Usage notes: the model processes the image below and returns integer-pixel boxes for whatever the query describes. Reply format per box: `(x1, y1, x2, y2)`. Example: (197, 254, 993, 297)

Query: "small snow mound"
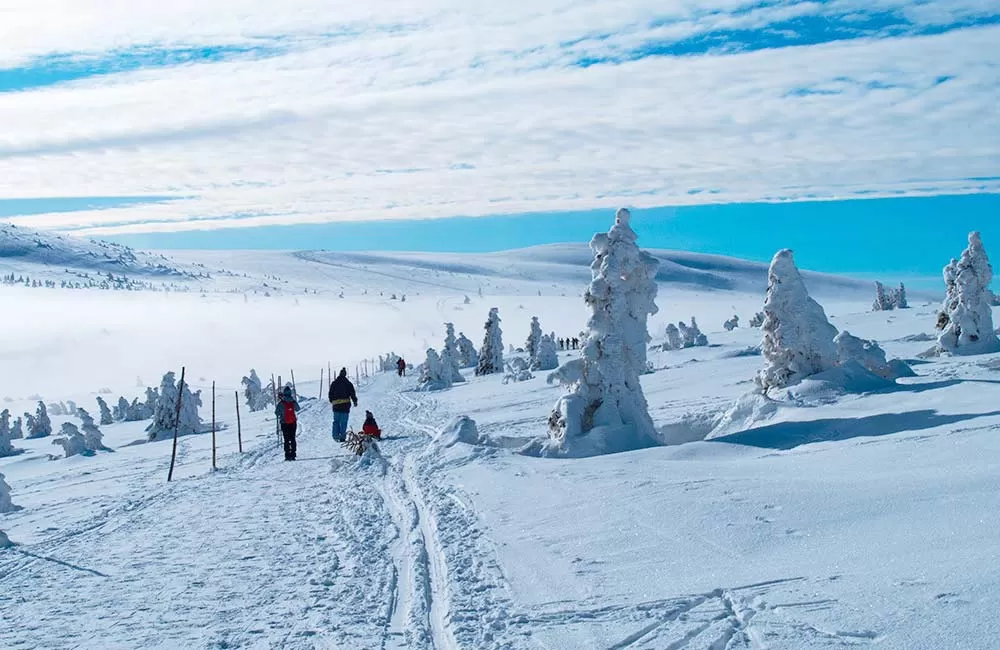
(708, 393, 780, 440)
(0, 530, 12, 549)
(796, 360, 894, 397)
(437, 416, 484, 447)
(355, 442, 387, 474)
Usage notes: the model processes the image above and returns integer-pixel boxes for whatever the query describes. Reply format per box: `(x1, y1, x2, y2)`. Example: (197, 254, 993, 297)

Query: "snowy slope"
(1, 236, 996, 650)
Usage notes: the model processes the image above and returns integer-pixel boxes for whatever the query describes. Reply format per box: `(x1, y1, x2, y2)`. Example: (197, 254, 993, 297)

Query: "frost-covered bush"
(723, 315, 740, 331)
(146, 372, 203, 441)
(749, 311, 765, 328)
(418, 349, 451, 391)
(937, 232, 999, 355)
(545, 208, 659, 456)
(241, 369, 272, 412)
(96, 396, 114, 425)
(526, 317, 543, 360)
(78, 409, 110, 452)
(456, 332, 479, 368)
(664, 323, 682, 350)
(502, 357, 534, 384)
(756, 249, 839, 393)
(0, 410, 22, 458)
(52, 422, 89, 458)
(26, 402, 52, 439)
(532, 334, 559, 371)
(0, 472, 20, 513)
(678, 317, 708, 347)
(441, 323, 466, 384)
(834, 331, 914, 380)
(475, 307, 504, 376)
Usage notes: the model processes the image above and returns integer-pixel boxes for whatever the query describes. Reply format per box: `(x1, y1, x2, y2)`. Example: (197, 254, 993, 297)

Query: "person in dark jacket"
(396, 357, 406, 377)
(328, 368, 358, 442)
(274, 385, 300, 460)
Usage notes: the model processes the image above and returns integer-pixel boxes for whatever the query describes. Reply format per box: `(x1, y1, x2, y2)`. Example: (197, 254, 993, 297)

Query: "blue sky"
(0, 0, 996, 261)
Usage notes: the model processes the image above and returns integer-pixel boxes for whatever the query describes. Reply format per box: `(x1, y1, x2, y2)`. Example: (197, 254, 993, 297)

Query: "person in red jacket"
(396, 357, 407, 377)
(361, 410, 381, 439)
(274, 385, 300, 460)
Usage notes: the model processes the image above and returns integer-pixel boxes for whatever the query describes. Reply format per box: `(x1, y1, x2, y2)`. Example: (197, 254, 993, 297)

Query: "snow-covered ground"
(1, 231, 997, 649)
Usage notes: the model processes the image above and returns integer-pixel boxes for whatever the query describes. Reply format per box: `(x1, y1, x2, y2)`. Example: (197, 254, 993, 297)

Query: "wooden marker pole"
(234, 391, 243, 453)
(290, 370, 297, 397)
(166, 366, 186, 483)
(319, 368, 324, 400)
(211, 381, 217, 471)
(271, 373, 279, 444)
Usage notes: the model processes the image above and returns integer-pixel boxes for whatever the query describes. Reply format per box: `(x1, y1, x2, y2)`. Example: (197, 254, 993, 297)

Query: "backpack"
(281, 399, 297, 425)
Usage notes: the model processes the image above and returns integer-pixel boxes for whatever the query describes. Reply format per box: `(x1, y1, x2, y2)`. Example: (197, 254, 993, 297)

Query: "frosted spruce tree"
(0, 409, 21, 457)
(756, 249, 839, 393)
(26, 402, 52, 439)
(664, 323, 682, 350)
(526, 317, 543, 360)
(146, 372, 202, 441)
(113, 396, 130, 421)
(894, 283, 908, 309)
(0, 472, 19, 513)
(545, 208, 659, 456)
(532, 333, 559, 371)
(475, 307, 504, 376)
(441, 323, 466, 384)
(10, 417, 23, 440)
(96, 396, 114, 425)
(241, 369, 266, 411)
(178, 387, 204, 438)
(723, 315, 740, 331)
(937, 232, 999, 355)
(143, 387, 159, 417)
(52, 422, 88, 458)
(78, 409, 110, 452)
(418, 349, 451, 391)
(873, 281, 893, 311)
(749, 311, 765, 328)
(456, 332, 479, 368)
(678, 318, 708, 347)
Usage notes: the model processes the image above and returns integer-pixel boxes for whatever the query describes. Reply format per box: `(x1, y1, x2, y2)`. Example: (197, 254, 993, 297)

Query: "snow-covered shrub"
(937, 232, 999, 355)
(0, 472, 20, 513)
(456, 332, 479, 368)
(78, 409, 110, 452)
(502, 357, 534, 384)
(723, 315, 740, 331)
(678, 317, 708, 347)
(418, 349, 451, 391)
(545, 208, 660, 456)
(475, 307, 504, 376)
(835, 331, 914, 380)
(532, 334, 559, 371)
(26, 402, 52, 439)
(526, 316, 543, 360)
(441, 323, 466, 384)
(146, 372, 203, 441)
(52, 422, 89, 458)
(10, 417, 23, 440)
(95, 396, 114, 425)
(749, 311, 765, 328)
(0, 410, 22, 457)
(463, 295, 471, 305)
(343, 429, 378, 457)
(756, 249, 839, 393)
(664, 323, 682, 350)
(241, 369, 272, 412)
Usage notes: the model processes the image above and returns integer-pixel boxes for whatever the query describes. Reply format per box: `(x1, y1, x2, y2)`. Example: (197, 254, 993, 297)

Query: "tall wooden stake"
(290, 369, 297, 396)
(319, 368, 324, 400)
(234, 390, 243, 453)
(211, 381, 217, 471)
(166, 366, 186, 483)
(328, 362, 332, 391)
(271, 373, 280, 444)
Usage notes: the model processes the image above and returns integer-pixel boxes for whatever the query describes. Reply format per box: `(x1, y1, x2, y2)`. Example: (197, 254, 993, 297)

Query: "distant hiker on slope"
(329, 368, 358, 442)
(396, 357, 407, 377)
(275, 386, 300, 461)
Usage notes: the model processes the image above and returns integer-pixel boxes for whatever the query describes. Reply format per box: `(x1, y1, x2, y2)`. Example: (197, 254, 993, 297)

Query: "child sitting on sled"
(361, 410, 382, 439)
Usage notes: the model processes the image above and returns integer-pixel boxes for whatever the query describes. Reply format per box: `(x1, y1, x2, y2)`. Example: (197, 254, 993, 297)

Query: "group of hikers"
(274, 367, 382, 461)
(558, 337, 580, 350)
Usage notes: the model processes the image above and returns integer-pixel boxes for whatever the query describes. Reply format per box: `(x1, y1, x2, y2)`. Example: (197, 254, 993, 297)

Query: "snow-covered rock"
(938, 232, 999, 355)
(436, 416, 484, 447)
(544, 208, 660, 457)
(756, 249, 839, 392)
(475, 307, 504, 376)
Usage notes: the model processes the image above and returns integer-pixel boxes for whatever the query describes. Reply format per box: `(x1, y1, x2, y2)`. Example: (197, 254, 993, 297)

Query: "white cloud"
(0, 0, 997, 234)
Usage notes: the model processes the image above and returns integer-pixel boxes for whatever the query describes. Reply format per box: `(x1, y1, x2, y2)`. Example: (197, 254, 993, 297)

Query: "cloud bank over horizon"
(0, 0, 997, 235)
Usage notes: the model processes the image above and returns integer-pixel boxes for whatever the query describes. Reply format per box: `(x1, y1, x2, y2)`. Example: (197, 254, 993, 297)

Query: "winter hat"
(339, 368, 348, 378)
(283, 386, 292, 397)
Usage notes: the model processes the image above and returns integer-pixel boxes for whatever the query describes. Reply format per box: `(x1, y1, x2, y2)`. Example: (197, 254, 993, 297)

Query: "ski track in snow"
(1, 372, 889, 649)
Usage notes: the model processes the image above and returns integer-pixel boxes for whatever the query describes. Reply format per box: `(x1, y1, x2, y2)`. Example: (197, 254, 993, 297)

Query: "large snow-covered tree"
(113, 396, 130, 422)
(0, 472, 19, 513)
(418, 349, 451, 391)
(526, 316, 543, 360)
(147, 372, 203, 441)
(546, 208, 660, 456)
(873, 281, 892, 311)
(26, 402, 52, 439)
(938, 232, 999, 355)
(0, 409, 21, 458)
(475, 307, 504, 376)
(95, 396, 114, 425)
(78, 409, 110, 452)
(532, 333, 559, 371)
(441, 323, 466, 384)
(456, 332, 479, 369)
(241, 369, 270, 412)
(52, 422, 88, 458)
(10, 417, 23, 440)
(756, 249, 839, 392)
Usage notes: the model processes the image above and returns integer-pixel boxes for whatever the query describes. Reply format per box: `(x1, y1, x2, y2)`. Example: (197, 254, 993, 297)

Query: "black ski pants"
(281, 422, 297, 460)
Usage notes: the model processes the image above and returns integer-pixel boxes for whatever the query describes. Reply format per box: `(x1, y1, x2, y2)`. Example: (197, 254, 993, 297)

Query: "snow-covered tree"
(418, 349, 451, 391)
(456, 332, 479, 368)
(502, 357, 534, 384)
(664, 323, 682, 350)
(66, 400, 77, 414)
(723, 315, 740, 331)
(0, 410, 21, 457)
(26, 402, 52, 439)
(47, 402, 64, 416)
(756, 249, 839, 392)
(463, 295, 471, 305)
(546, 208, 659, 455)
(678, 318, 708, 347)
(938, 232, 999, 355)
(379, 353, 401, 372)
(749, 311, 765, 328)
(52, 422, 88, 458)
(0, 472, 19, 513)
(113, 396, 130, 421)
(95, 396, 114, 425)
(241, 369, 270, 412)
(872, 281, 893, 311)
(532, 334, 559, 371)
(77, 408, 110, 452)
(526, 316, 543, 360)
(441, 323, 466, 384)
(894, 283, 908, 309)
(475, 307, 504, 376)
(143, 387, 159, 415)
(147, 372, 202, 441)
(10, 417, 23, 440)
